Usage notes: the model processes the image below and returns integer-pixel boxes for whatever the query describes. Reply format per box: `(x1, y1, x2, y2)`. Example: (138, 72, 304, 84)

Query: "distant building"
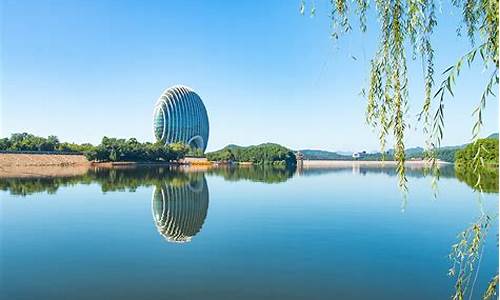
(153, 85, 209, 152)
(352, 151, 367, 159)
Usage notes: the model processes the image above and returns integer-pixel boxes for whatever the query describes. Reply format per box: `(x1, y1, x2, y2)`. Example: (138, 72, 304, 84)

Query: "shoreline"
(0, 152, 452, 168)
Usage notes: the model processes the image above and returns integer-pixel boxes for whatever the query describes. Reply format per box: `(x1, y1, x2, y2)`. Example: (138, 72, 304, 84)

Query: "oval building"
(153, 85, 209, 152)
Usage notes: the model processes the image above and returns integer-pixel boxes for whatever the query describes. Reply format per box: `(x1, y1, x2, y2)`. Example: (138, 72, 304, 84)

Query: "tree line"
(0, 133, 192, 162)
(0, 133, 94, 153)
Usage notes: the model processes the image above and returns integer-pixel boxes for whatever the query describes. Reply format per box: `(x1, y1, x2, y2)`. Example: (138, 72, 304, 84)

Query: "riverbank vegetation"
(454, 138, 499, 193)
(206, 143, 297, 167)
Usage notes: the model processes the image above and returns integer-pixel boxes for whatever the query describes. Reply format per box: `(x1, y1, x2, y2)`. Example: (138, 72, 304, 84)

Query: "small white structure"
(352, 151, 367, 159)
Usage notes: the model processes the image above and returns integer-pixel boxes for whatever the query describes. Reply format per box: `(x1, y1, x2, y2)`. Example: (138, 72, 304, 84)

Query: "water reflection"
(1, 164, 498, 299)
(206, 165, 295, 183)
(297, 163, 457, 178)
(0, 163, 497, 196)
(455, 165, 499, 193)
(152, 174, 209, 243)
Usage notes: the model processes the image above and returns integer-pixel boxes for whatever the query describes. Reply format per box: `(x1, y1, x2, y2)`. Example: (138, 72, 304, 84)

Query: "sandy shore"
(0, 153, 89, 167)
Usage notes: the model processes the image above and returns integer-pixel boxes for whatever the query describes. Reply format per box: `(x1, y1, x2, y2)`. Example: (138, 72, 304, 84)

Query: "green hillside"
(206, 143, 296, 167)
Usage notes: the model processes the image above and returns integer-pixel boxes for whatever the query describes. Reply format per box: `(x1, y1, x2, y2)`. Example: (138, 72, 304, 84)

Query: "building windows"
(153, 86, 209, 152)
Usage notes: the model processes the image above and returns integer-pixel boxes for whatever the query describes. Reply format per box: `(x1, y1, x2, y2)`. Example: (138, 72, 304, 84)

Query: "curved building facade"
(152, 174, 209, 243)
(153, 85, 209, 152)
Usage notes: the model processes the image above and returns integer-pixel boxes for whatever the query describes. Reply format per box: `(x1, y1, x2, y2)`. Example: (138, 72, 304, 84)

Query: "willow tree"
(300, 0, 498, 298)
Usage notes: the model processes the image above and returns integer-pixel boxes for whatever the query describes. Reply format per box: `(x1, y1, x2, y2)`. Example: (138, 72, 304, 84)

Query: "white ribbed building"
(152, 175, 209, 243)
(153, 85, 209, 152)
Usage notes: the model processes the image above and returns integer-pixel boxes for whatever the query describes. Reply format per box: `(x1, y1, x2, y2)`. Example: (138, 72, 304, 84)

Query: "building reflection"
(151, 174, 209, 243)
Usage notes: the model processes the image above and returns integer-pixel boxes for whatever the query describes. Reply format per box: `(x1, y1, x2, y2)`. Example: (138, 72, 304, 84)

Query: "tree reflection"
(455, 165, 499, 193)
(0, 164, 496, 196)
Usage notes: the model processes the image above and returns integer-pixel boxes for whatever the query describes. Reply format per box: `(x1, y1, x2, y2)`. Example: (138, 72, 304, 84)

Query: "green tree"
(0, 138, 11, 150)
(167, 142, 189, 160)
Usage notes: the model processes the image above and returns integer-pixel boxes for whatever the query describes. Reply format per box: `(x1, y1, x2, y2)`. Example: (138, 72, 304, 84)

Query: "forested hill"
(205, 143, 296, 167)
(298, 150, 348, 160)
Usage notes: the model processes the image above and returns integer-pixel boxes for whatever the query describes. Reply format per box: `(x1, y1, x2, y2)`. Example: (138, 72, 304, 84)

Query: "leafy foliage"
(302, 0, 498, 192)
(455, 138, 499, 168)
(454, 138, 499, 193)
(0, 132, 93, 153)
(84, 137, 189, 162)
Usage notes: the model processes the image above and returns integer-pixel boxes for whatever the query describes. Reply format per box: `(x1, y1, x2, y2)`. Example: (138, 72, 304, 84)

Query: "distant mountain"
(298, 149, 350, 160)
(336, 151, 353, 156)
(227, 133, 499, 162)
(487, 133, 499, 139)
(224, 144, 243, 150)
(223, 143, 286, 150)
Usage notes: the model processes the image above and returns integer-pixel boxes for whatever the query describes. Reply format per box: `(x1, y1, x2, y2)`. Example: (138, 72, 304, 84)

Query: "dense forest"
(206, 143, 297, 167)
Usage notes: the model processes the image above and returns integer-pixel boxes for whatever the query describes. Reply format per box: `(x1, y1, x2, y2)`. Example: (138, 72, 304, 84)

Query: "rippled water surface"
(1, 165, 498, 299)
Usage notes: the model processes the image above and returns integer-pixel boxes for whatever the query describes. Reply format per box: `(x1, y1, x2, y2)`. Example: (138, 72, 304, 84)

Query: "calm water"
(1, 165, 498, 299)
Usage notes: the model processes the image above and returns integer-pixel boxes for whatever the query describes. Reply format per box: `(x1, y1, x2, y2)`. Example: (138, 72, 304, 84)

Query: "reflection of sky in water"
(1, 166, 498, 300)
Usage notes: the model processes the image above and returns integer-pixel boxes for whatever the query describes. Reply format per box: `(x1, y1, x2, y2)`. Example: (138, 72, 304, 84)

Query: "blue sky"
(1, 0, 497, 152)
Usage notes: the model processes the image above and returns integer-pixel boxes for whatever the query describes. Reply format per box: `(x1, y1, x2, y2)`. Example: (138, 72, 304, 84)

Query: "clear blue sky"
(1, 0, 497, 152)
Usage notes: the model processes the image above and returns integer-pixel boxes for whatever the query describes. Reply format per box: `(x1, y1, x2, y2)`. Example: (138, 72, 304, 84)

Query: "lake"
(1, 164, 498, 299)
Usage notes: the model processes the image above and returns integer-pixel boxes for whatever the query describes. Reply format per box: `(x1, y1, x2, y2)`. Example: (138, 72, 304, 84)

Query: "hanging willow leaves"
(302, 0, 498, 192)
(301, 0, 498, 298)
